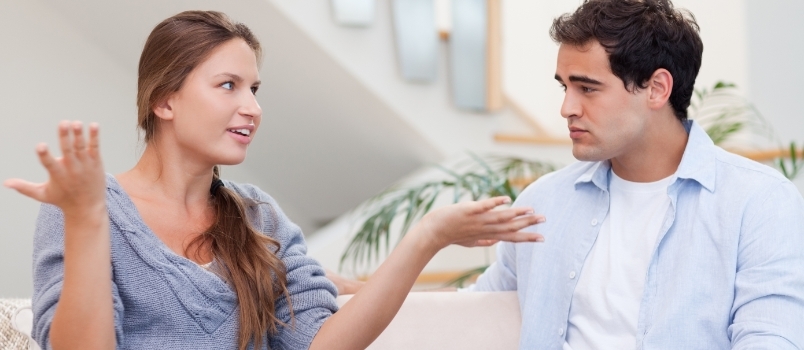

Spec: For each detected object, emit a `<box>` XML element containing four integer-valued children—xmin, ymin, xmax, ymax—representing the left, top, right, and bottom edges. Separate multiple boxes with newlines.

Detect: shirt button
<box><xmin>591</xmin><ymin>219</ymin><xmax>598</xmax><ymax>226</ymax></box>
<box><xmin>569</xmin><ymin>271</ymin><xmax>576</xmax><ymax>279</ymax></box>
<box><xmin>559</xmin><ymin>328</ymin><xmax>564</xmax><ymax>336</ymax></box>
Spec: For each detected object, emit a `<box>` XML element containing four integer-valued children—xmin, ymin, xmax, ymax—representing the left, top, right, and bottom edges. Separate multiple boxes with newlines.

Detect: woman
<box><xmin>4</xmin><ymin>11</ymin><xmax>544</xmax><ymax>350</ymax></box>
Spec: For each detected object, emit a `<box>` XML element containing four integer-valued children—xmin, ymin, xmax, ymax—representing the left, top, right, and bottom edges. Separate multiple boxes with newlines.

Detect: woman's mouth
<box><xmin>227</xmin><ymin>128</ymin><xmax>252</xmax><ymax>144</ymax></box>
<box><xmin>227</xmin><ymin>128</ymin><xmax>251</xmax><ymax>137</ymax></box>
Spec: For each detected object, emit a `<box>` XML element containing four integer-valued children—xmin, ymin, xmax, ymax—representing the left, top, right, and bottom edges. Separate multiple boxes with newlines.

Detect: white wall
<box><xmin>0</xmin><ymin>0</ymin><xmax>139</xmax><ymax>297</ymax></box>
<box><xmin>746</xmin><ymin>0</ymin><xmax>804</xmax><ymax>145</ymax></box>
<box><xmin>269</xmin><ymin>0</ymin><xmax>575</xmax><ymax>163</ymax></box>
<box><xmin>502</xmin><ymin>0</ymin><xmax>751</xmax><ymax>138</ymax></box>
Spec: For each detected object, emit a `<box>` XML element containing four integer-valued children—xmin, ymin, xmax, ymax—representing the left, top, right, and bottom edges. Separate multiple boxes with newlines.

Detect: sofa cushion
<box><xmin>336</xmin><ymin>291</ymin><xmax>520</xmax><ymax>349</ymax></box>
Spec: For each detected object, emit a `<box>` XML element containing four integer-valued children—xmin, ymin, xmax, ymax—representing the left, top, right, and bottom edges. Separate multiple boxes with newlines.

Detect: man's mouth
<box><xmin>568</xmin><ymin>126</ymin><xmax>587</xmax><ymax>139</ymax></box>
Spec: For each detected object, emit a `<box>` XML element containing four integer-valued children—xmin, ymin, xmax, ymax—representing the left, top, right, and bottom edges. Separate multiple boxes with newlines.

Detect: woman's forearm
<box><xmin>310</xmin><ymin>197</ymin><xmax>542</xmax><ymax>349</ymax></box>
<box><xmin>50</xmin><ymin>205</ymin><xmax>115</xmax><ymax>350</ymax></box>
<box><xmin>310</xmin><ymin>226</ymin><xmax>439</xmax><ymax>350</ymax></box>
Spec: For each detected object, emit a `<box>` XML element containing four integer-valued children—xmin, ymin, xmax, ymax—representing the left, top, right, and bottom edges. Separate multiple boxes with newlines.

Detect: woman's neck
<box><xmin>117</xmin><ymin>143</ymin><xmax>214</xmax><ymax>208</ymax></box>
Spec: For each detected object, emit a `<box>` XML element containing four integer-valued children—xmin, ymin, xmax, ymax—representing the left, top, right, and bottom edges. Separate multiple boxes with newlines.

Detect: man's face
<box><xmin>555</xmin><ymin>41</ymin><xmax>651</xmax><ymax>162</ymax></box>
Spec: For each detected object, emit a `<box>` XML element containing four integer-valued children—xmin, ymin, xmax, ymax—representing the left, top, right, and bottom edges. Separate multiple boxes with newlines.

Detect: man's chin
<box><xmin>571</xmin><ymin>146</ymin><xmax>606</xmax><ymax>162</ymax></box>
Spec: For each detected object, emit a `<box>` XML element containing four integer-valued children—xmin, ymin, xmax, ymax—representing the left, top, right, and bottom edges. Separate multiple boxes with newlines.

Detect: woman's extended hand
<box><xmin>310</xmin><ymin>196</ymin><xmax>544</xmax><ymax>350</ymax></box>
<box><xmin>4</xmin><ymin>121</ymin><xmax>106</xmax><ymax>215</ymax></box>
<box><xmin>417</xmin><ymin>196</ymin><xmax>545</xmax><ymax>250</ymax></box>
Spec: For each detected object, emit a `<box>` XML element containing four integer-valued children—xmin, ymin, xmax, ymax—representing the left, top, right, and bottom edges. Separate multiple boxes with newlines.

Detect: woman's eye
<box><xmin>221</xmin><ymin>82</ymin><xmax>234</xmax><ymax>90</ymax></box>
<box><xmin>251</xmin><ymin>86</ymin><xmax>259</xmax><ymax>95</ymax></box>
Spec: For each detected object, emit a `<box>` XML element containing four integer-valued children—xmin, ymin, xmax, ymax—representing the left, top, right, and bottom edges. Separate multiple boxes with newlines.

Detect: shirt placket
<box><xmin>634</xmin><ymin>180</ymin><xmax>680</xmax><ymax>348</ymax></box>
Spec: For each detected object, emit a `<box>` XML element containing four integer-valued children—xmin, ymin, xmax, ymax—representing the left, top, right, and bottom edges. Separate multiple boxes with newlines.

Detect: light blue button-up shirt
<box><xmin>470</xmin><ymin>121</ymin><xmax>804</xmax><ymax>349</ymax></box>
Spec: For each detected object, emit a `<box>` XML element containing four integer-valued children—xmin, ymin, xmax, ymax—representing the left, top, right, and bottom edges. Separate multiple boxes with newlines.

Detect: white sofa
<box><xmin>0</xmin><ymin>299</ymin><xmax>39</xmax><ymax>350</ymax></box>
<box><xmin>0</xmin><ymin>291</ymin><xmax>520</xmax><ymax>349</ymax></box>
<box><xmin>336</xmin><ymin>291</ymin><xmax>521</xmax><ymax>349</ymax></box>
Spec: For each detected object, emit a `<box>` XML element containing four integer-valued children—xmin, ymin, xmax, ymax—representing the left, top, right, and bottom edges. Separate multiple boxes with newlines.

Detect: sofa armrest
<box><xmin>1</xmin><ymin>298</ymin><xmax>41</xmax><ymax>350</ymax></box>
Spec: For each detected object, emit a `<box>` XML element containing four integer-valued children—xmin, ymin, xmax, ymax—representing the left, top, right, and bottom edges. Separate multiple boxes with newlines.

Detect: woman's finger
<box><xmin>87</xmin><ymin>123</ymin><xmax>101</xmax><ymax>159</ymax></box>
<box><xmin>486</xmin><ymin>206</ymin><xmax>536</xmax><ymax>224</ymax></box>
<box><xmin>470</xmin><ymin>196</ymin><xmax>512</xmax><ymax>215</ymax></box>
<box><xmin>489</xmin><ymin>231</ymin><xmax>545</xmax><ymax>243</ymax></box>
<box><xmin>3</xmin><ymin>179</ymin><xmax>47</xmax><ymax>202</ymax></box>
<box><xmin>71</xmin><ymin>121</ymin><xmax>86</xmax><ymax>159</ymax></box>
<box><xmin>35</xmin><ymin>143</ymin><xmax>64</xmax><ymax>178</ymax></box>
<box><xmin>482</xmin><ymin>214</ymin><xmax>544</xmax><ymax>235</ymax></box>
<box><xmin>57</xmin><ymin>120</ymin><xmax>73</xmax><ymax>160</ymax></box>
<box><xmin>473</xmin><ymin>239</ymin><xmax>500</xmax><ymax>247</ymax></box>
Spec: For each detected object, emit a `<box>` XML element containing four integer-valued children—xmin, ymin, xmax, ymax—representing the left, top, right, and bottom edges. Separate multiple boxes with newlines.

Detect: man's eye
<box><xmin>221</xmin><ymin>82</ymin><xmax>234</xmax><ymax>90</ymax></box>
<box><xmin>251</xmin><ymin>86</ymin><xmax>259</xmax><ymax>95</ymax></box>
<box><xmin>582</xmin><ymin>86</ymin><xmax>595</xmax><ymax>93</ymax></box>
<box><xmin>559</xmin><ymin>84</ymin><xmax>567</xmax><ymax>92</ymax></box>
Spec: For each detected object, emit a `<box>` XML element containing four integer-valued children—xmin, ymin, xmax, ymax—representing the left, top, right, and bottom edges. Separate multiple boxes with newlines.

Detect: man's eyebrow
<box><xmin>568</xmin><ymin>75</ymin><xmax>603</xmax><ymax>85</ymax></box>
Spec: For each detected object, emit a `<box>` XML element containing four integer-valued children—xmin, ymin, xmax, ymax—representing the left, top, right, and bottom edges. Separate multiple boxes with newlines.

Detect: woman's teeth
<box><xmin>228</xmin><ymin>129</ymin><xmax>250</xmax><ymax>136</ymax></box>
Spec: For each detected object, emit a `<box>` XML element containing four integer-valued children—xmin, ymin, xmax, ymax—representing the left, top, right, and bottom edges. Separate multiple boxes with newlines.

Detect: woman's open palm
<box><xmin>419</xmin><ymin>196</ymin><xmax>546</xmax><ymax>249</ymax></box>
<box><xmin>4</xmin><ymin>121</ymin><xmax>106</xmax><ymax>213</ymax></box>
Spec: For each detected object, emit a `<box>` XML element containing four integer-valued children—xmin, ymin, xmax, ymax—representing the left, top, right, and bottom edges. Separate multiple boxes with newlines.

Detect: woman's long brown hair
<box><xmin>136</xmin><ymin>11</ymin><xmax>291</xmax><ymax>350</ymax></box>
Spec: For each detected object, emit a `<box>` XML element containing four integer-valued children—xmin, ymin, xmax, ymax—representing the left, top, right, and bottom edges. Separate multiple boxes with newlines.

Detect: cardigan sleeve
<box><xmin>31</xmin><ymin>202</ymin><xmax>126</xmax><ymax>350</ymax></box>
<box><xmin>236</xmin><ymin>184</ymin><xmax>339</xmax><ymax>350</ymax></box>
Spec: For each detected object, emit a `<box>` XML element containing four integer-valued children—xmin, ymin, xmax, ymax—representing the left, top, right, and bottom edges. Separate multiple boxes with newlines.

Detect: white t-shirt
<box><xmin>563</xmin><ymin>171</ymin><xmax>674</xmax><ymax>350</ymax></box>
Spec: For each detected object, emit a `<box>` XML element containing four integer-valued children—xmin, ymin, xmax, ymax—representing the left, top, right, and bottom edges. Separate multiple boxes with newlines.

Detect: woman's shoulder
<box><xmin>219</xmin><ymin>180</ymin><xmax>276</xmax><ymax>204</ymax></box>
<box><xmin>218</xmin><ymin>180</ymin><xmax>304</xmax><ymax>242</ymax></box>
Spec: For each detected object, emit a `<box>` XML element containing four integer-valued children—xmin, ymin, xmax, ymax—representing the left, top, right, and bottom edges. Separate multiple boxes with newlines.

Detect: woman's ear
<box><xmin>153</xmin><ymin>96</ymin><xmax>175</xmax><ymax>121</ymax></box>
<box><xmin>648</xmin><ymin>68</ymin><xmax>673</xmax><ymax>110</ymax></box>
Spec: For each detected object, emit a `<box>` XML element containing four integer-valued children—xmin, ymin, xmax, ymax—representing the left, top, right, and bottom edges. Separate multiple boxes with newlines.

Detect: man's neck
<box><xmin>610</xmin><ymin>118</ymin><xmax>689</xmax><ymax>183</ymax></box>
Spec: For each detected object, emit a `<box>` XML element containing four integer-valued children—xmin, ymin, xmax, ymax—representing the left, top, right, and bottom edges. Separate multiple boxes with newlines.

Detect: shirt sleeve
<box><xmin>729</xmin><ymin>180</ymin><xmax>804</xmax><ymax>349</ymax></box>
<box><xmin>31</xmin><ymin>203</ymin><xmax>125</xmax><ymax>350</ymax></box>
<box><xmin>463</xmin><ymin>241</ymin><xmax>518</xmax><ymax>292</ymax></box>
<box><xmin>244</xmin><ymin>187</ymin><xmax>339</xmax><ymax>350</ymax></box>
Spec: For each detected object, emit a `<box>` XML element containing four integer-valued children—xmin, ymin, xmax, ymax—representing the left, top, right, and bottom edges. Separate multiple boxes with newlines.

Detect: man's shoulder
<box><xmin>712</xmin><ymin>147</ymin><xmax>791</xmax><ymax>189</ymax></box>
<box><xmin>520</xmin><ymin>161</ymin><xmax>595</xmax><ymax>193</ymax></box>
<box><xmin>512</xmin><ymin>161</ymin><xmax>598</xmax><ymax>208</ymax></box>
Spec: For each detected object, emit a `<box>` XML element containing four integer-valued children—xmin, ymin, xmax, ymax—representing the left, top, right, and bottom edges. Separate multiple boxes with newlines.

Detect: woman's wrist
<box><xmin>405</xmin><ymin>218</ymin><xmax>444</xmax><ymax>258</ymax></box>
<box><xmin>62</xmin><ymin>201</ymin><xmax>107</xmax><ymax>221</ymax></box>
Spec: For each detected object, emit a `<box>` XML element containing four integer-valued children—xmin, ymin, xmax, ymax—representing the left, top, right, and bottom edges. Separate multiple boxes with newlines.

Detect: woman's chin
<box><xmin>215</xmin><ymin>152</ymin><xmax>248</xmax><ymax>166</ymax></box>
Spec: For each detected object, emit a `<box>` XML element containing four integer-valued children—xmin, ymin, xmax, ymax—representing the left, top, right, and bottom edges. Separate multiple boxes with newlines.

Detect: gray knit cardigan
<box><xmin>31</xmin><ymin>174</ymin><xmax>338</xmax><ymax>349</ymax></box>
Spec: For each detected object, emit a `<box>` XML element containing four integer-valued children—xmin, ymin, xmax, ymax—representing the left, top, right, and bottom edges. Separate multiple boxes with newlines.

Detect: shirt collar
<box><xmin>574</xmin><ymin>120</ymin><xmax>717</xmax><ymax>192</ymax></box>
<box><xmin>674</xmin><ymin>119</ymin><xmax>717</xmax><ymax>192</ymax></box>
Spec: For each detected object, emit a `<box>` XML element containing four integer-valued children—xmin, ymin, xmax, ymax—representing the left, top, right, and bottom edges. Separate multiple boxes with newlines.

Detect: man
<box><xmin>466</xmin><ymin>0</ymin><xmax>804</xmax><ymax>349</ymax></box>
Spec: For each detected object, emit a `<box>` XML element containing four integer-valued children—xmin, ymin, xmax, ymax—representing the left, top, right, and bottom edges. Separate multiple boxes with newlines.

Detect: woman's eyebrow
<box><xmin>215</xmin><ymin>72</ymin><xmax>244</xmax><ymax>82</ymax></box>
<box><xmin>215</xmin><ymin>72</ymin><xmax>261</xmax><ymax>85</ymax></box>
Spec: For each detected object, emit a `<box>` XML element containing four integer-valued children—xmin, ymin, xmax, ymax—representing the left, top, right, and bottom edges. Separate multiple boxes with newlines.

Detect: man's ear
<box><xmin>647</xmin><ymin>68</ymin><xmax>673</xmax><ymax>110</ymax></box>
<box><xmin>153</xmin><ymin>95</ymin><xmax>176</xmax><ymax>121</ymax></box>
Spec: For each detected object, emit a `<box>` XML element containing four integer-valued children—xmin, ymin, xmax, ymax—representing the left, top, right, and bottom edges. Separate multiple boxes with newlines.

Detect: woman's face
<box><xmin>161</xmin><ymin>38</ymin><xmax>262</xmax><ymax>166</ymax></box>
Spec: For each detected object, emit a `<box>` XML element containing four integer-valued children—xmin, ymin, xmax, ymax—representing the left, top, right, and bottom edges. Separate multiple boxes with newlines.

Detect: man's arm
<box><xmin>729</xmin><ymin>181</ymin><xmax>804</xmax><ymax>349</ymax></box>
<box><xmin>463</xmin><ymin>241</ymin><xmax>519</xmax><ymax>292</ymax></box>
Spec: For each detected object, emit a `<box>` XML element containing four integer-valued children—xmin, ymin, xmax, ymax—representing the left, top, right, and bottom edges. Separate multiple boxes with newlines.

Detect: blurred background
<box><xmin>1</xmin><ymin>0</ymin><xmax>802</xmax><ymax>296</ymax></box>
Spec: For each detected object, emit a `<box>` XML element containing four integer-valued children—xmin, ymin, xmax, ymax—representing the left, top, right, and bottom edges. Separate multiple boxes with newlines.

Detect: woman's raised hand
<box><xmin>4</xmin><ymin>121</ymin><xmax>106</xmax><ymax>215</ymax></box>
<box><xmin>417</xmin><ymin>196</ymin><xmax>545</xmax><ymax>250</ymax></box>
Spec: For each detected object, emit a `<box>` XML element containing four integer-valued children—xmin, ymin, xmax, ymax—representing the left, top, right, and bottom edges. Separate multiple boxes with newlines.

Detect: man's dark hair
<box><xmin>550</xmin><ymin>0</ymin><xmax>703</xmax><ymax>121</ymax></box>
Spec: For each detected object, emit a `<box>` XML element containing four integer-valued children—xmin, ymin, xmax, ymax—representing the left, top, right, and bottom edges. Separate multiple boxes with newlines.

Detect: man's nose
<box><xmin>560</xmin><ymin>91</ymin><xmax>580</xmax><ymax>119</ymax></box>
